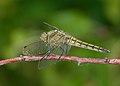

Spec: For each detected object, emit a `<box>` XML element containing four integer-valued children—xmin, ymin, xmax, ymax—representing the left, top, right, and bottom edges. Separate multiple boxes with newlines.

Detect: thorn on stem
<box><xmin>78</xmin><ymin>61</ymin><xmax>82</xmax><ymax>66</ymax></box>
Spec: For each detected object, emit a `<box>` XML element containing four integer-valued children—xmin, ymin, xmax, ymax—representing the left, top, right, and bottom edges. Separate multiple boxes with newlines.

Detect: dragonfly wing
<box><xmin>38</xmin><ymin>59</ymin><xmax>56</xmax><ymax>70</ymax></box>
<box><xmin>23</xmin><ymin>40</ymin><xmax>50</xmax><ymax>56</ymax></box>
<box><xmin>38</xmin><ymin>44</ymin><xmax>70</xmax><ymax>69</ymax></box>
<box><xmin>54</xmin><ymin>42</ymin><xmax>71</xmax><ymax>55</ymax></box>
<box><xmin>38</xmin><ymin>47</ymin><xmax>58</xmax><ymax>70</ymax></box>
<box><xmin>23</xmin><ymin>40</ymin><xmax>71</xmax><ymax>69</ymax></box>
<box><xmin>23</xmin><ymin>40</ymin><xmax>56</xmax><ymax>69</ymax></box>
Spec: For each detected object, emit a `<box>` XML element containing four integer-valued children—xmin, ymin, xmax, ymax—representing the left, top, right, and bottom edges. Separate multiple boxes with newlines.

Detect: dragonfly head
<box><xmin>40</xmin><ymin>32</ymin><xmax>48</xmax><ymax>42</ymax></box>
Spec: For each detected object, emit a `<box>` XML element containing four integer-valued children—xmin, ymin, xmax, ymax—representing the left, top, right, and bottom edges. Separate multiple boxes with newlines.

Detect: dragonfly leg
<box><xmin>62</xmin><ymin>42</ymin><xmax>71</xmax><ymax>56</ymax></box>
<box><xmin>65</xmin><ymin>43</ymin><xmax>71</xmax><ymax>55</ymax></box>
<box><xmin>40</xmin><ymin>50</ymin><xmax>50</xmax><ymax>61</ymax></box>
<box><xmin>57</xmin><ymin>47</ymin><xmax>64</xmax><ymax>61</ymax></box>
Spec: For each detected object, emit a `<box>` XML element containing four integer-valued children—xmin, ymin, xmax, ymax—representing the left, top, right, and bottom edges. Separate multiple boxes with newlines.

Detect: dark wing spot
<box><xmin>24</xmin><ymin>46</ymin><xmax>27</xmax><ymax>48</ymax></box>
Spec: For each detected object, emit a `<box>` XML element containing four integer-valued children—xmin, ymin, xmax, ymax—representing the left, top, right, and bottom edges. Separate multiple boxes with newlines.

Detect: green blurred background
<box><xmin>0</xmin><ymin>0</ymin><xmax>120</xmax><ymax>86</ymax></box>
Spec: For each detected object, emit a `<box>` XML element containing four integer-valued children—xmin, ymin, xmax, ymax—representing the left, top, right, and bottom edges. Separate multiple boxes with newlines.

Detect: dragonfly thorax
<box><xmin>40</xmin><ymin>30</ymin><xmax>67</xmax><ymax>47</ymax></box>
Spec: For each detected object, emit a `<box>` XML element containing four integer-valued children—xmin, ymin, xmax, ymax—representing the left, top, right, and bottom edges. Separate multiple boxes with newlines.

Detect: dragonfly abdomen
<box><xmin>68</xmin><ymin>37</ymin><xmax>110</xmax><ymax>53</ymax></box>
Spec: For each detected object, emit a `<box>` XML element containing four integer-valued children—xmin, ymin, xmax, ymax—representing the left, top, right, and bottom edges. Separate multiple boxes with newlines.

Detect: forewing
<box><xmin>23</xmin><ymin>40</ymin><xmax>58</xmax><ymax>69</ymax></box>
<box><xmin>23</xmin><ymin>40</ymin><xmax>50</xmax><ymax>56</ymax></box>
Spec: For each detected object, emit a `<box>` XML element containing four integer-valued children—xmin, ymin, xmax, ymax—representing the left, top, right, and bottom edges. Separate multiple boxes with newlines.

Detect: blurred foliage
<box><xmin>0</xmin><ymin>0</ymin><xmax>120</xmax><ymax>86</ymax></box>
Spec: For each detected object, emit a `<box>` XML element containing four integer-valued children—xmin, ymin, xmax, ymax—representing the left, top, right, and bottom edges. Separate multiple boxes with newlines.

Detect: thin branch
<box><xmin>0</xmin><ymin>54</ymin><xmax>120</xmax><ymax>66</ymax></box>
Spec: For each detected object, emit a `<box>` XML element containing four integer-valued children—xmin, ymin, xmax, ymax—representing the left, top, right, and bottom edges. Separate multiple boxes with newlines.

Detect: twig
<box><xmin>0</xmin><ymin>54</ymin><xmax>120</xmax><ymax>66</ymax></box>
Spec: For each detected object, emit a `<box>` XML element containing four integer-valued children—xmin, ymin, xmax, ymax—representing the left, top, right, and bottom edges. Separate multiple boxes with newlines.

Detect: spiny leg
<box><xmin>56</xmin><ymin>40</ymin><xmax>71</xmax><ymax>61</ymax></box>
<box><xmin>58</xmin><ymin>42</ymin><xmax>71</xmax><ymax>58</ymax></box>
<box><xmin>40</xmin><ymin>51</ymin><xmax>49</xmax><ymax>61</ymax></box>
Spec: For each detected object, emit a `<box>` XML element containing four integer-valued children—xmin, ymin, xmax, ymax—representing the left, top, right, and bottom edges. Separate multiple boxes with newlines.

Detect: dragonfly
<box><xmin>23</xmin><ymin>22</ymin><xmax>110</xmax><ymax>69</ymax></box>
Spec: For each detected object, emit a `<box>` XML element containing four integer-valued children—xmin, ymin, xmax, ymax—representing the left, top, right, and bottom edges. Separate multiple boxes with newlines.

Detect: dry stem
<box><xmin>0</xmin><ymin>54</ymin><xmax>120</xmax><ymax>66</ymax></box>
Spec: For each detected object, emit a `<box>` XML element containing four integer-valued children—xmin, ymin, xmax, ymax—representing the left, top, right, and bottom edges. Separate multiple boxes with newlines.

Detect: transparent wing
<box><xmin>52</xmin><ymin>43</ymin><xmax>71</xmax><ymax>56</ymax></box>
<box><xmin>38</xmin><ymin>59</ymin><xmax>56</xmax><ymax>70</ymax></box>
<box><xmin>38</xmin><ymin>43</ymin><xmax>71</xmax><ymax>70</ymax></box>
<box><xmin>37</xmin><ymin>46</ymin><xmax>62</xmax><ymax>70</ymax></box>
<box><xmin>23</xmin><ymin>40</ymin><xmax>50</xmax><ymax>56</ymax></box>
<box><xmin>22</xmin><ymin>40</ymin><xmax>57</xmax><ymax>69</ymax></box>
<box><xmin>22</xmin><ymin>40</ymin><xmax>71</xmax><ymax>69</ymax></box>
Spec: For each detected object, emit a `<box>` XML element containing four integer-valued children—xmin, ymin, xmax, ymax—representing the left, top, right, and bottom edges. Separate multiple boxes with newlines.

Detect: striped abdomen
<box><xmin>67</xmin><ymin>36</ymin><xmax>110</xmax><ymax>53</ymax></box>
